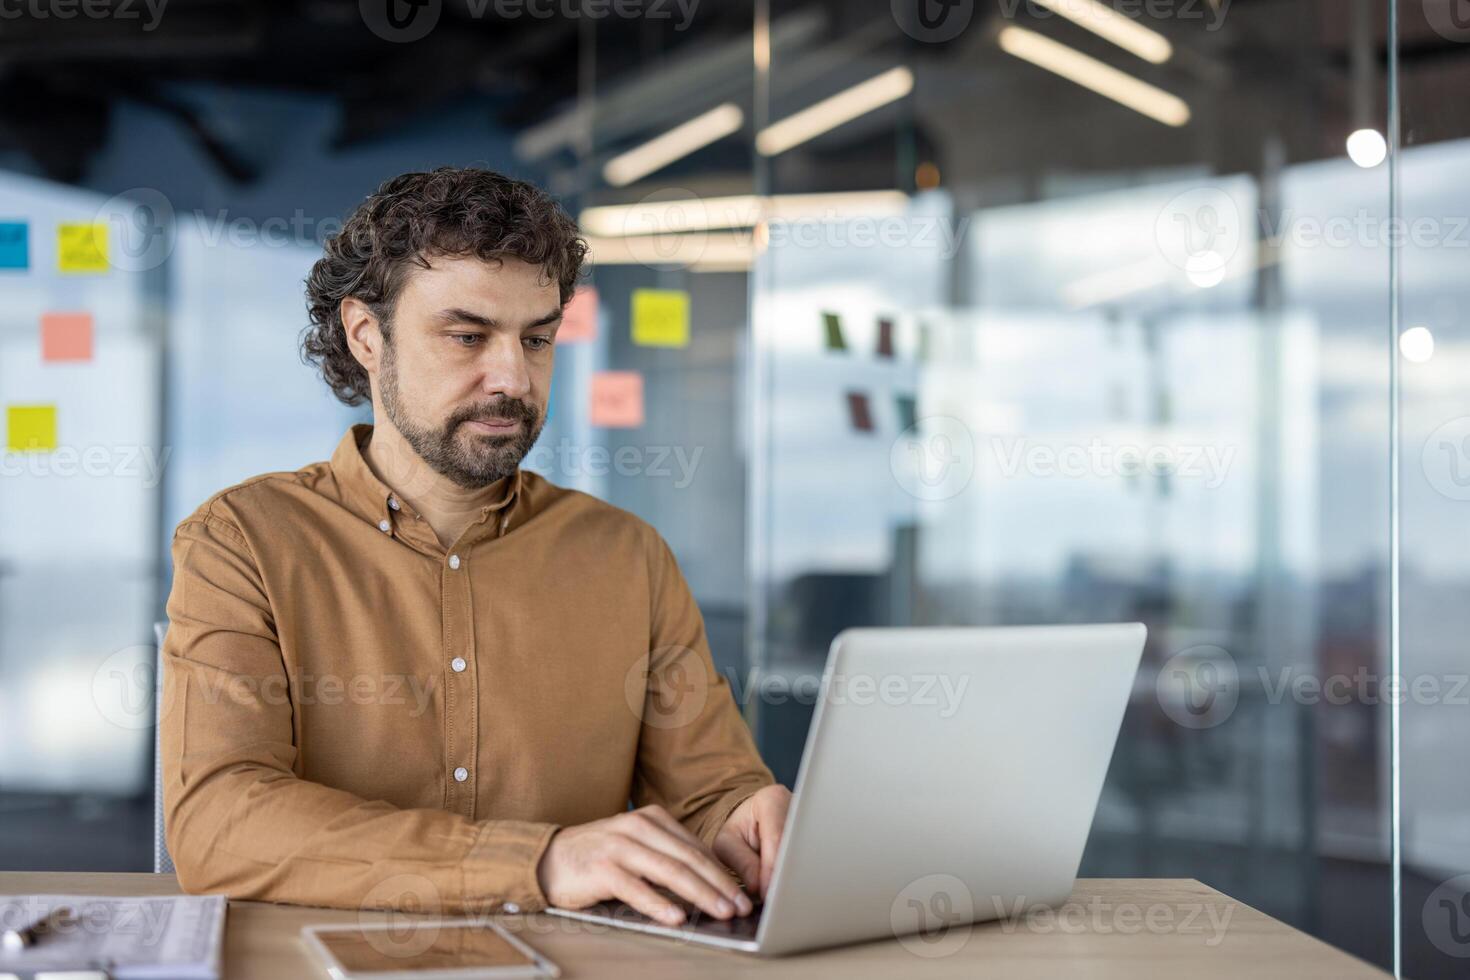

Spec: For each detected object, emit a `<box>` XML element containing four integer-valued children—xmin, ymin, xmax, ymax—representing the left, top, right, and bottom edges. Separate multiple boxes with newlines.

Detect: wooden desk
<box><xmin>0</xmin><ymin>873</ymin><xmax>1386</xmax><ymax>978</ymax></box>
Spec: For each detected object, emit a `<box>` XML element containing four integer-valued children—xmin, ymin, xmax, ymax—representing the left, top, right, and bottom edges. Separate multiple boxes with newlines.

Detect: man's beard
<box><xmin>379</xmin><ymin>340</ymin><xmax>544</xmax><ymax>489</ymax></box>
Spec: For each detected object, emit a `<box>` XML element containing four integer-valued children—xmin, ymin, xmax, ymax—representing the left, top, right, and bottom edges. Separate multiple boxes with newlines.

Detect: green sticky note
<box><xmin>58</xmin><ymin>222</ymin><xmax>110</xmax><ymax>273</ymax></box>
<box><xmin>8</xmin><ymin>404</ymin><xmax>57</xmax><ymax>451</ymax></box>
<box><xmin>631</xmin><ymin>289</ymin><xmax>690</xmax><ymax>348</ymax></box>
<box><xmin>823</xmin><ymin>312</ymin><xmax>847</xmax><ymax>351</ymax></box>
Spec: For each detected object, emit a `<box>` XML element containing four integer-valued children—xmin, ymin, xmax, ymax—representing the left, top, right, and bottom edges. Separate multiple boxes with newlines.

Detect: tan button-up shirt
<box><xmin>160</xmin><ymin>424</ymin><xmax>773</xmax><ymax>914</ymax></box>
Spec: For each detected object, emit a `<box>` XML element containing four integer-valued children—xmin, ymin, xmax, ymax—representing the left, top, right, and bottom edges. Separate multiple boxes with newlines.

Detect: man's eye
<box><xmin>451</xmin><ymin>334</ymin><xmax>482</xmax><ymax>346</ymax></box>
<box><xmin>524</xmin><ymin>336</ymin><xmax>552</xmax><ymax>351</ymax></box>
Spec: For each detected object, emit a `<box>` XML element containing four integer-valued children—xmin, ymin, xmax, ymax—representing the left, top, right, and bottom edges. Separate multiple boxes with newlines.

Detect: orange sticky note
<box><xmin>41</xmin><ymin>312</ymin><xmax>94</xmax><ymax>362</ymax></box>
<box><xmin>590</xmin><ymin>371</ymin><xmax>644</xmax><ymax>428</ymax></box>
<box><xmin>558</xmin><ymin>286</ymin><xmax>598</xmax><ymax>343</ymax></box>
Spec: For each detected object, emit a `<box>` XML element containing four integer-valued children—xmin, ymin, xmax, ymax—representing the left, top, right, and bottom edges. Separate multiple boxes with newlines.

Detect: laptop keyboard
<box><xmin>586</xmin><ymin>894</ymin><xmax>765</xmax><ymax>941</ymax></box>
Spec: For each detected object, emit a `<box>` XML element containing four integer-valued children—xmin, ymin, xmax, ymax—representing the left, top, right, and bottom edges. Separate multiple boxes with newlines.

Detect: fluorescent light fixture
<box><xmin>1030</xmin><ymin>0</ymin><xmax>1172</xmax><ymax>64</ymax></box>
<box><xmin>756</xmin><ymin>67</ymin><xmax>914</xmax><ymax>156</ymax></box>
<box><xmin>998</xmin><ymin>26</ymin><xmax>1190</xmax><ymax>127</ymax></box>
<box><xmin>583</xmin><ymin>232</ymin><xmax>756</xmax><ymax>268</ymax></box>
<box><xmin>579</xmin><ymin>190</ymin><xmax>908</xmax><ymax>238</ymax></box>
<box><xmin>603</xmin><ymin>104</ymin><xmax>745</xmax><ymax>187</ymax></box>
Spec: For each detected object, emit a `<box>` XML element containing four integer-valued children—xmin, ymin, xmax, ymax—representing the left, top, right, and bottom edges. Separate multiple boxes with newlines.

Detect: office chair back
<box><xmin>153</xmin><ymin>620</ymin><xmax>175</xmax><ymax>874</ymax></box>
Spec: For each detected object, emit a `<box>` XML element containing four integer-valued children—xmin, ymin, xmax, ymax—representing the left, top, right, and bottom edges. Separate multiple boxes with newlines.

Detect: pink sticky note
<box><xmin>41</xmin><ymin>312</ymin><xmax>94</xmax><ymax>362</ymax></box>
<box><xmin>558</xmin><ymin>286</ymin><xmax>599</xmax><ymax>343</ymax></box>
<box><xmin>590</xmin><ymin>371</ymin><xmax>644</xmax><ymax>428</ymax></box>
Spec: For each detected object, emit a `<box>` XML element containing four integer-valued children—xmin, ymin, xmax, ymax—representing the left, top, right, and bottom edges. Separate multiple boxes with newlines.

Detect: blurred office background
<box><xmin>1</xmin><ymin>0</ymin><xmax>1467</xmax><ymax>975</ymax></box>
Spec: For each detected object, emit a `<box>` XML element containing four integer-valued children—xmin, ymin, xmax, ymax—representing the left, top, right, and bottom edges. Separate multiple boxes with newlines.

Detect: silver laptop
<box><xmin>547</xmin><ymin>623</ymin><xmax>1146</xmax><ymax>956</ymax></box>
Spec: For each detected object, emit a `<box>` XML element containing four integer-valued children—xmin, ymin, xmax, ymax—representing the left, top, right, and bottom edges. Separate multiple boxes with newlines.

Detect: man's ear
<box><xmin>341</xmin><ymin>297</ymin><xmax>384</xmax><ymax>374</ymax></box>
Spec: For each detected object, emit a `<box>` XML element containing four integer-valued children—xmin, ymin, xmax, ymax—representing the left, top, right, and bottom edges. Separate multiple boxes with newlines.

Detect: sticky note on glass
<box><xmin>846</xmin><ymin>391</ymin><xmax>874</xmax><ymax>433</ymax></box>
<box><xmin>631</xmin><ymin>289</ymin><xmax>689</xmax><ymax>348</ymax></box>
<box><xmin>896</xmin><ymin>394</ymin><xmax>918</xmax><ymax>431</ymax></box>
<box><xmin>41</xmin><ymin>312</ymin><xmax>94</xmax><ymax>362</ymax></box>
<box><xmin>876</xmin><ymin>317</ymin><xmax>895</xmax><ymax>358</ymax></box>
<box><xmin>590</xmin><ymin>371</ymin><xmax>644</xmax><ymax>428</ymax></box>
<box><xmin>0</xmin><ymin>221</ymin><xmax>28</xmax><ymax>269</ymax></box>
<box><xmin>58</xmin><ymin>222</ymin><xmax>109</xmax><ymax>273</ymax></box>
<box><xmin>822</xmin><ymin>312</ymin><xmax>847</xmax><ymax>351</ymax></box>
<box><xmin>558</xmin><ymin>286</ymin><xmax>598</xmax><ymax>343</ymax></box>
<box><xmin>7</xmin><ymin>404</ymin><xmax>58</xmax><ymax>452</ymax></box>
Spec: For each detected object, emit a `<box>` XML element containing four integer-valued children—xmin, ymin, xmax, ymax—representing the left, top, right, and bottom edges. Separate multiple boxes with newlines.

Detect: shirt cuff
<box><xmin>695</xmin><ymin>780</ymin><xmax>773</xmax><ymax>850</ymax></box>
<box><xmin>458</xmin><ymin>819</ymin><xmax>560</xmax><ymax>913</ymax></box>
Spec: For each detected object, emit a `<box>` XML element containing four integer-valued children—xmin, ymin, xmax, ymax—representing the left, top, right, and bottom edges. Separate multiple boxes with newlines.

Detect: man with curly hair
<box><xmin>160</xmin><ymin>168</ymin><xmax>789</xmax><ymax>927</ymax></box>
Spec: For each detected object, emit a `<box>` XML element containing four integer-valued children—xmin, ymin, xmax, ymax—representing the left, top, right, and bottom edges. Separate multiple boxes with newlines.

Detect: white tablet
<box><xmin>302</xmin><ymin>920</ymin><xmax>560</xmax><ymax>980</ymax></box>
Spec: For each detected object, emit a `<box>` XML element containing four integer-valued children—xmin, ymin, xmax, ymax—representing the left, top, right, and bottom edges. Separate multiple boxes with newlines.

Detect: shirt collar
<box><xmin>330</xmin><ymin>423</ymin><xmax>523</xmax><ymax>548</ymax></box>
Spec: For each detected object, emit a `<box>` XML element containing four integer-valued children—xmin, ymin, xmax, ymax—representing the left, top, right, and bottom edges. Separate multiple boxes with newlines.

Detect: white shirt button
<box><xmin>451</xmin><ymin>657</ymin><xmax>466</xmax><ymax>672</ymax></box>
<box><xmin>448</xmin><ymin>554</ymin><xmax>461</xmax><ymax>570</ymax></box>
<box><xmin>503</xmin><ymin>902</ymin><xmax>521</xmax><ymax>915</ymax></box>
<box><xmin>453</xmin><ymin>767</ymin><xmax>469</xmax><ymax>782</ymax></box>
<box><xmin>377</xmin><ymin>519</ymin><xmax>391</xmax><ymax>533</ymax></box>
<box><xmin>388</xmin><ymin>497</ymin><xmax>400</xmax><ymax>511</ymax></box>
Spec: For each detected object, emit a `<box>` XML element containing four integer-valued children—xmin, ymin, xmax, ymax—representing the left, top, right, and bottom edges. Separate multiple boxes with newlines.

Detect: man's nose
<box><xmin>476</xmin><ymin>336</ymin><xmax>532</xmax><ymax>399</ymax></box>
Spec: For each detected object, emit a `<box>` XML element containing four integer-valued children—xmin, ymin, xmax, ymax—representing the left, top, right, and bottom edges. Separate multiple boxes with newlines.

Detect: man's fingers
<box><xmin>634</xmin><ymin>811</ymin><xmax>751</xmax><ymax>912</ymax></box>
<box><xmin>757</xmin><ymin>806</ymin><xmax>782</xmax><ymax>898</ymax></box>
<box><xmin>713</xmin><ymin>834</ymin><xmax>762</xmax><ymax>900</ymax></box>
<box><xmin>609</xmin><ymin>871</ymin><xmax>685</xmax><ymax>926</ymax></box>
<box><xmin>621</xmin><ymin>842</ymin><xmax>737</xmax><ymax>920</ymax></box>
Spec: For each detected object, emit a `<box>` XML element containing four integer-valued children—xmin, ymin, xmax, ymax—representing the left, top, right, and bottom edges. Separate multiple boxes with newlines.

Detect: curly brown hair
<box><xmin>302</xmin><ymin>167</ymin><xmax>588</xmax><ymax>406</ymax></box>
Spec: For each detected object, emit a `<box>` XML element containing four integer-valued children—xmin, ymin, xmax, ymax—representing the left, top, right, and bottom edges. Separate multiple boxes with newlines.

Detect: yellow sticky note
<box><xmin>7</xmin><ymin>404</ymin><xmax>58</xmax><ymax>452</ymax></box>
<box><xmin>58</xmin><ymin>222</ymin><xmax>110</xmax><ymax>273</ymax></box>
<box><xmin>631</xmin><ymin>288</ymin><xmax>689</xmax><ymax>348</ymax></box>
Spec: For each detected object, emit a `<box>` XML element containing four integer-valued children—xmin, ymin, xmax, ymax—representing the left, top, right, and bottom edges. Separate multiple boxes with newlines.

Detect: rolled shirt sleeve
<box><xmin>629</xmin><ymin>532</ymin><xmax>776</xmax><ymax>847</ymax></box>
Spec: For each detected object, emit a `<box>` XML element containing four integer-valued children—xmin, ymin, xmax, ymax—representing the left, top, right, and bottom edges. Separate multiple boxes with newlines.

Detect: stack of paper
<box><xmin>0</xmin><ymin>894</ymin><xmax>226</xmax><ymax>980</ymax></box>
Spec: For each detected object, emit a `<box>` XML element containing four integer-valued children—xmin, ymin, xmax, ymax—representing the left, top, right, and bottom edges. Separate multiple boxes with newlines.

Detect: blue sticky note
<box><xmin>0</xmin><ymin>222</ymin><xmax>28</xmax><ymax>270</ymax></box>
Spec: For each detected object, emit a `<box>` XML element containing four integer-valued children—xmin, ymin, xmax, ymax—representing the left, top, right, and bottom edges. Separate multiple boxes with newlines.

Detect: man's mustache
<box><xmin>450</xmin><ymin>400</ymin><xmax>538</xmax><ymax>429</ymax></box>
